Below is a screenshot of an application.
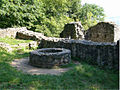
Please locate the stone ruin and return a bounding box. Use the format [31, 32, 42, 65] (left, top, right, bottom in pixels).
[85, 22, 120, 42]
[60, 22, 84, 40]
[0, 27, 42, 52]
[0, 21, 119, 70]
[29, 48, 71, 68]
[60, 21, 120, 43]
[39, 37, 119, 70]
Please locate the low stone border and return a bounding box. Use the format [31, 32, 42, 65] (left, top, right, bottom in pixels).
[11, 57, 71, 75]
[29, 48, 71, 68]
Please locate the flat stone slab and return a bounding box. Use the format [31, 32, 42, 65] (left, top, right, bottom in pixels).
[11, 57, 71, 75]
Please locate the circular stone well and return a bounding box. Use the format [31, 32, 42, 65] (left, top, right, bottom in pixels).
[29, 48, 71, 68]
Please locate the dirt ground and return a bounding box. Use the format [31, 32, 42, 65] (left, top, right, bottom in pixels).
[11, 57, 71, 75]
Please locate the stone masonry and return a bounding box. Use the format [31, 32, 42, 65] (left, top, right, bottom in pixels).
[0, 27, 27, 38]
[16, 29, 45, 41]
[0, 27, 45, 41]
[0, 24, 119, 70]
[85, 22, 120, 42]
[29, 48, 71, 68]
[60, 22, 84, 40]
[38, 37, 119, 70]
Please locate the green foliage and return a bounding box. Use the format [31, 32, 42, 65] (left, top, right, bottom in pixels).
[0, 0, 105, 37]
[66, 0, 82, 21]
[79, 3, 105, 29]
[0, 0, 44, 28]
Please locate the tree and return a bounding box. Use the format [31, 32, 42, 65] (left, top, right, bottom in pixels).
[0, 0, 105, 37]
[79, 3, 105, 29]
[66, 0, 82, 21]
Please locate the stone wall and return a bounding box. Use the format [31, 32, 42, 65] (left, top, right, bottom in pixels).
[0, 27, 27, 38]
[85, 22, 120, 42]
[60, 22, 84, 39]
[0, 27, 45, 41]
[0, 27, 119, 70]
[38, 37, 119, 70]
[16, 29, 45, 41]
[0, 27, 43, 51]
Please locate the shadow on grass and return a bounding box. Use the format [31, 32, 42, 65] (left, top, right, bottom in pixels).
[0, 49, 29, 63]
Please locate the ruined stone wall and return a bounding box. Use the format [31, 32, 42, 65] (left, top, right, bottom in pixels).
[0, 27, 44, 51]
[16, 29, 45, 41]
[38, 37, 118, 70]
[60, 22, 84, 40]
[0, 27, 45, 41]
[0, 27, 119, 70]
[0, 27, 27, 38]
[85, 22, 120, 42]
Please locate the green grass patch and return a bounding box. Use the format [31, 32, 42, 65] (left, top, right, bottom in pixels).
[0, 47, 118, 89]
[0, 48, 29, 63]
[51, 61, 76, 69]
[0, 37, 118, 90]
[60, 61, 77, 68]
[0, 37, 32, 45]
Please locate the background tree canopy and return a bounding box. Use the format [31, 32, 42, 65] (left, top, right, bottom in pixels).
[0, 0, 105, 37]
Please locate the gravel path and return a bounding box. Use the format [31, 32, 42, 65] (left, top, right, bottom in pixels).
[11, 57, 71, 75]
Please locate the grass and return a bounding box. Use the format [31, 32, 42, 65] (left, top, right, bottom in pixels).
[0, 37, 32, 45]
[0, 38, 119, 89]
